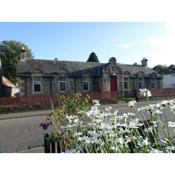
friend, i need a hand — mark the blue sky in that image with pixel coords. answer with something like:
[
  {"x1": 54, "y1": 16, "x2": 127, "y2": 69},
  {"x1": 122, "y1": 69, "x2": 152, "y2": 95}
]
[{"x1": 0, "y1": 22, "x2": 172, "y2": 67}]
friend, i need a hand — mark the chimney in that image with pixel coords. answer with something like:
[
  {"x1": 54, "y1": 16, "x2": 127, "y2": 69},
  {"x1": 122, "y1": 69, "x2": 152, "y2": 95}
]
[
  {"x1": 109, "y1": 57, "x2": 117, "y2": 65},
  {"x1": 141, "y1": 57, "x2": 148, "y2": 67},
  {"x1": 20, "y1": 47, "x2": 26, "y2": 61}
]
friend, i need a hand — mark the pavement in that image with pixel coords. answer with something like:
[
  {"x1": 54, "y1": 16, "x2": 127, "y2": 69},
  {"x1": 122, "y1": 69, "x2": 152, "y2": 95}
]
[
  {"x1": 0, "y1": 109, "x2": 53, "y2": 120},
  {"x1": 0, "y1": 99, "x2": 160, "y2": 120},
  {"x1": 19, "y1": 146, "x2": 44, "y2": 153}
]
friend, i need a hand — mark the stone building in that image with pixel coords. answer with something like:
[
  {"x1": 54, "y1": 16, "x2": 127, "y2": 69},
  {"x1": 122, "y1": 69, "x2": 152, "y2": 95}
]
[
  {"x1": 162, "y1": 74, "x2": 175, "y2": 88},
  {"x1": 16, "y1": 50, "x2": 162, "y2": 97}
]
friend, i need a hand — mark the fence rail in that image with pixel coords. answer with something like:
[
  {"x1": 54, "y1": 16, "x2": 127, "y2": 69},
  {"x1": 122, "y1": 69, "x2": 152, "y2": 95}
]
[
  {"x1": 149, "y1": 88, "x2": 175, "y2": 97},
  {"x1": 0, "y1": 96, "x2": 54, "y2": 109},
  {"x1": 0, "y1": 92, "x2": 117, "y2": 109},
  {"x1": 1, "y1": 89, "x2": 175, "y2": 109}
]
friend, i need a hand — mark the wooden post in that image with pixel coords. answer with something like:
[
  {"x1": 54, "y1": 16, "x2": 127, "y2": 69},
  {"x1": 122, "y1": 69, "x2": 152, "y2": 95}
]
[
  {"x1": 44, "y1": 133, "x2": 50, "y2": 153},
  {"x1": 51, "y1": 141, "x2": 56, "y2": 153}
]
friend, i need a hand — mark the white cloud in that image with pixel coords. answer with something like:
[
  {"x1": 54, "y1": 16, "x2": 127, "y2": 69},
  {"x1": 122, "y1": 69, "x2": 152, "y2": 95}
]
[
  {"x1": 113, "y1": 38, "x2": 135, "y2": 49},
  {"x1": 117, "y1": 43, "x2": 133, "y2": 48}
]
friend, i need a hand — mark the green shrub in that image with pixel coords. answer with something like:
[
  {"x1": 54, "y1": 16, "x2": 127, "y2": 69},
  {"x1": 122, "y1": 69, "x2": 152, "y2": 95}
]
[{"x1": 48, "y1": 93, "x2": 90, "y2": 150}]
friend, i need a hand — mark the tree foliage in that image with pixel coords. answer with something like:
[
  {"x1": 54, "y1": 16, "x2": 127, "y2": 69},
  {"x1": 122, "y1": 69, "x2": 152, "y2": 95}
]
[
  {"x1": 87, "y1": 52, "x2": 99, "y2": 62},
  {"x1": 153, "y1": 64, "x2": 175, "y2": 75},
  {"x1": 0, "y1": 40, "x2": 34, "y2": 83}
]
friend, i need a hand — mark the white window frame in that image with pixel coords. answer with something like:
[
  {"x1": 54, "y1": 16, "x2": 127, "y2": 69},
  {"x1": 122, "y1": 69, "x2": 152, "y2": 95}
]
[
  {"x1": 32, "y1": 77, "x2": 42, "y2": 94},
  {"x1": 138, "y1": 77, "x2": 143, "y2": 89},
  {"x1": 82, "y1": 81, "x2": 89, "y2": 92},
  {"x1": 123, "y1": 77, "x2": 129, "y2": 90},
  {"x1": 59, "y1": 81, "x2": 67, "y2": 92}
]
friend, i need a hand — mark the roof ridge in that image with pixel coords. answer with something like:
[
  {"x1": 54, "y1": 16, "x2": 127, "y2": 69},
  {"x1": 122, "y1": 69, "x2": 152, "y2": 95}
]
[{"x1": 29, "y1": 58, "x2": 104, "y2": 64}]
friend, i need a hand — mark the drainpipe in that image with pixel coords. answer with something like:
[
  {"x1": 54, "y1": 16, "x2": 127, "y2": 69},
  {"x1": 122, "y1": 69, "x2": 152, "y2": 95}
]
[
  {"x1": 50, "y1": 78, "x2": 52, "y2": 96},
  {"x1": 74, "y1": 78, "x2": 77, "y2": 93},
  {"x1": 25, "y1": 78, "x2": 27, "y2": 96}
]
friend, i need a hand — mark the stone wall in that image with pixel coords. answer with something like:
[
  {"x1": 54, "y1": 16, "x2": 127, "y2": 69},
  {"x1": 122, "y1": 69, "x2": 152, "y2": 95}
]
[
  {"x1": 18, "y1": 75, "x2": 100, "y2": 96},
  {"x1": 18, "y1": 70, "x2": 162, "y2": 97}
]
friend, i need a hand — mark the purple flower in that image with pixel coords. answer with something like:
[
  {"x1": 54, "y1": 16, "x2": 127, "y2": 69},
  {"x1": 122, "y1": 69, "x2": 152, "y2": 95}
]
[{"x1": 39, "y1": 120, "x2": 51, "y2": 130}]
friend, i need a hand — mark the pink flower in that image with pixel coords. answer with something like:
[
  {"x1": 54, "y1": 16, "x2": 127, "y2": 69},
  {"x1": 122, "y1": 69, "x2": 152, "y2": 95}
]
[{"x1": 39, "y1": 119, "x2": 52, "y2": 130}]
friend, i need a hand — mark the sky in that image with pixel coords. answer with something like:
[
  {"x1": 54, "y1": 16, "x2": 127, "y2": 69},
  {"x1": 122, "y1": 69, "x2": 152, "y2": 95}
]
[{"x1": 0, "y1": 22, "x2": 174, "y2": 67}]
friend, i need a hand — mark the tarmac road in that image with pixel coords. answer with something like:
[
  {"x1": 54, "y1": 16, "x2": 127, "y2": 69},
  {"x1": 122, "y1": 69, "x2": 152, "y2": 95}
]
[
  {"x1": 0, "y1": 106, "x2": 133, "y2": 153},
  {"x1": 0, "y1": 115, "x2": 49, "y2": 153},
  {"x1": 0, "y1": 100, "x2": 175, "y2": 153}
]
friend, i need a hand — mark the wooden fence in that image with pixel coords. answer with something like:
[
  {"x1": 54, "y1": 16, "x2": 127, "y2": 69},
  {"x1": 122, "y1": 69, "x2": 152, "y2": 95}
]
[
  {"x1": 1, "y1": 89, "x2": 175, "y2": 109},
  {"x1": 0, "y1": 96, "x2": 55, "y2": 109},
  {"x1": 44, "y1": 133, "x2": 63, "y2": 153},
  {"x1": 0, "y1": 92, "x2": 117, "y2": 109},
  {"x1": 149, "y1": 88, "x2": 175, "y2": 97}
]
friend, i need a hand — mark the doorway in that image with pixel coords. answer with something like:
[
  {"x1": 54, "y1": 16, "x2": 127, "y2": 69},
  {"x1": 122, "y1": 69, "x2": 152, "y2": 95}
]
[{"x1": 110, "y1": 76, "x2": 117, "y2": 92}]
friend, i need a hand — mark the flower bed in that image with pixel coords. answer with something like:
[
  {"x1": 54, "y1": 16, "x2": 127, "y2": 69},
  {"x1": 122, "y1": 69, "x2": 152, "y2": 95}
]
[{"x1": 40, "y1": 90, "x2": 175, "y2": 153}]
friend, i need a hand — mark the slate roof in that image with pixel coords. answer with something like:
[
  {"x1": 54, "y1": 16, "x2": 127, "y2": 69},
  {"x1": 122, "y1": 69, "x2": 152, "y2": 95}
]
[
  {"x1": 16, "y1": 59, "x2": 161, "y2": 77},
  {"x1": 117, "y1": 63, "x2": 160, "y2": 76},
  {"x1": 16, "y1": 59, "x2": 106, "y2": 77}
]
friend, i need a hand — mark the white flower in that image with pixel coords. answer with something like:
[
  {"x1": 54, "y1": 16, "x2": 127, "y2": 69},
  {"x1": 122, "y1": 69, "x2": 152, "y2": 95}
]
[
  {"x1": 92, "y1": 99, "x2": 100, "y2": 106},
  {"x1": 116, "y1": 137, "x2": 124, "y2": 144},
  {"x1": 111, "y1": 146, "x2": 118, "y2": 152},
  {"x1": 100, "y1": 123, "x2": 112, "y2": 130},
  {"x1": 143, "y1": 137, "x2": 149, "y2": 146},
  {"x1": 139, "y1": 88, "x2": 152, "y2": 97},
  {"x1": 160, "y1": 100, "x2": 169, "y2": 107},
  {"x1": 74, "y1": 132, "x2": 83, "y2": 136},
  {"x1": 88, "y1": 130, "x2": 102, "y2": 139},
  {"x1": 153, "y1": 109, "x2": 162, "y2": 115},
  {"x1": 73, "y1": 118, "x2": 79, "y2": 123},
  {"x1": 150, "y1": 148, "x2": 163, "y2": 153},
  {"x1": 168, "y1": 121, "x2": 175, "y2": 128},
  {"x1": 105, "y1": 106, "x2": 112, "y2": 111},
  {"x1": 128, "y1": 119, "x2": 143, "y2": 129},
  {"x1": 128, "y1": 100, "x2": 137, "y2": 107}
]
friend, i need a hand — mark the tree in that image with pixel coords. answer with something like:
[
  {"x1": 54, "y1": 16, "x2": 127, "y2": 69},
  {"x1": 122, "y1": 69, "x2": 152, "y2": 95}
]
[
  {"x1": 169, "y1": 64, "x2": 175, "y2": 74},
  {"x1": 153, "y1": 64, "x2": 175, "y2": 75},
  {"x1": 0, "y1": 40, "x2": 34, "y2": 83},
  {"x1": 87, "y1": 52, "x2": 99, "y2": 62},
  {"x1": 153, "y1": 65, "x2": 166, "y2": 74}
]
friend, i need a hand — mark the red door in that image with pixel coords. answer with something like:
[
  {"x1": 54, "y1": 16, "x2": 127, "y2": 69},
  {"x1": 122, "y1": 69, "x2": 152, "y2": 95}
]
[{"x1": 110, "y1": 77, "x2": 117, "y2": 91}]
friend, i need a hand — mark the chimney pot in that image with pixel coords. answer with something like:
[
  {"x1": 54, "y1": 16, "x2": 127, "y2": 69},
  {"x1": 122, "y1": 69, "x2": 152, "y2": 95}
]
[
  {"x1": 20, "y1": 47, "x2": 26, "y2": 61},
  {"x1": 109, "y1": 57, "x2": 117, "y2": 65},
  {"x1": 141, "y1": 57, "x2": 148, "y2": 67}
]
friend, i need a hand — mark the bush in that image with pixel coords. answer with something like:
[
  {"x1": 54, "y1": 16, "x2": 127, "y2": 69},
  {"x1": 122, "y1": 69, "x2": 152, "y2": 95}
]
[
  {"x1": 40, "y1": 89, "x2": 175, "y2": 153},
  {"x1": 43, "y1": 93, "x2": 90, "y2": 150}
]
